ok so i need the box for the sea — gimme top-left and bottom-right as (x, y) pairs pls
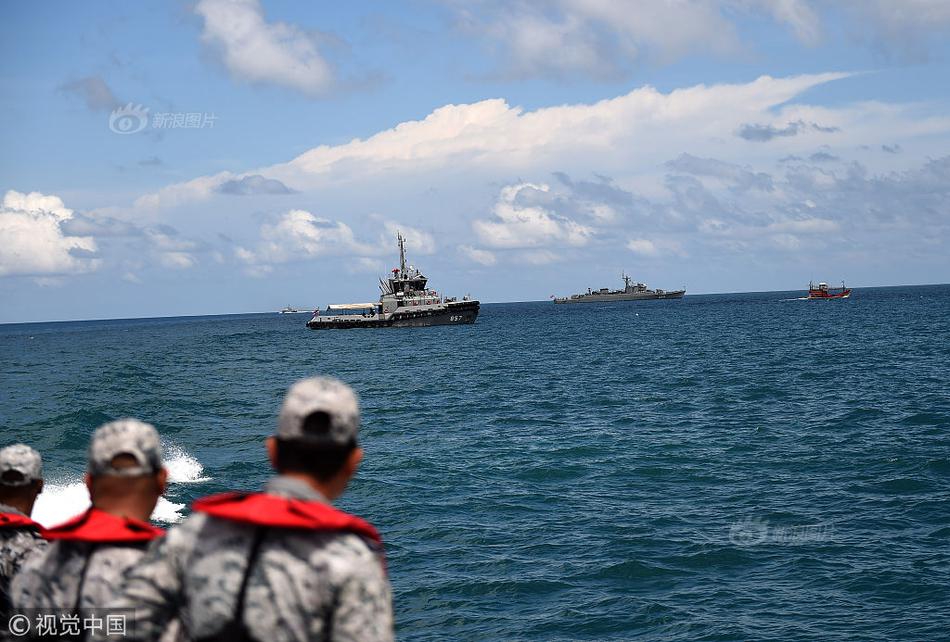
(2, 285), (949, 641)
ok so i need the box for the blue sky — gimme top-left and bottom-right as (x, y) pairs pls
(2, 0), (949, 322)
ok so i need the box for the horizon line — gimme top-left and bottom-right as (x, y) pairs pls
(2, 281), (947, 326)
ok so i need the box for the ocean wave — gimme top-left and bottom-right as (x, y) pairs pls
(164, 442), (211, 483)
(30, 442), (208, 527)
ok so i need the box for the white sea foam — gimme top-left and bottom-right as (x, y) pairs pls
(30, 443), (208, 527)
(164, 443), (211, 483)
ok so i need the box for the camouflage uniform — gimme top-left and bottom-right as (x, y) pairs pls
(107, 378), (395, 642)
(10, 419), (165, 613)
(0, 445), (47, 619)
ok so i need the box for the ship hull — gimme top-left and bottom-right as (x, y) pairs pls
(807, 290), (851, 299)
(554, 290), (685, 304)
(307, 301), (479, 330)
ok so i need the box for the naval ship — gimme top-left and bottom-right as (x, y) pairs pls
(307, 233), (479, 329)
(553, 273), (685, 304)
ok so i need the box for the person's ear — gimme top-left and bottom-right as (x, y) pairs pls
(266, 437), (278, 469)
(84, 473), (93, 494)
(156, 467), (169, 495)
(345, 447), (363, 477)
(36, 479), (44, 495)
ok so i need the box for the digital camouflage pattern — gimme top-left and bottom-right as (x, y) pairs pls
(87, 418), (163, 477)
(10, 539), (151, 611)
(105, 476), (394, 642)
(278, 377), (361, 447)
(0, 503), (46, 619)
(0, 445), (43, 486)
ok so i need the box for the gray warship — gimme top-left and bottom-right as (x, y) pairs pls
(307, 233), (479, 329)
(553, 273), (685, 304)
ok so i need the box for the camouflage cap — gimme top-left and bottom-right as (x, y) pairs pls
(277, 377), (360, 447)
(88, 418), (163, 476)
(0, 444), (43, 486)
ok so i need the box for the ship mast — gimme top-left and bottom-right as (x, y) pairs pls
(398, 231), (407, 275)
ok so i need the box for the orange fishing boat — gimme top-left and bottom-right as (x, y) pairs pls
(808, 281), (851, 299)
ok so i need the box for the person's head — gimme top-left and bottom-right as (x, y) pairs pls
(84, 419), (167, 521)
(266, 377), (363, 500)
(0, 444), (44, 516)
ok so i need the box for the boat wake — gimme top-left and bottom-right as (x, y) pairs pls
(30, 443), (210, 527)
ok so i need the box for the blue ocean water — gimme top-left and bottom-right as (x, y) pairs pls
(2, 285), (949, 640)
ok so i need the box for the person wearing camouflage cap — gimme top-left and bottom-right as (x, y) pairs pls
(106, 377), (394, 642)
(0, 444), (46, 626)
(10, 419), (168, 617)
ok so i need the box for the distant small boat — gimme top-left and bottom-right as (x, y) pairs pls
(279, 306), (308, 314)
(807, 281), (851, 299)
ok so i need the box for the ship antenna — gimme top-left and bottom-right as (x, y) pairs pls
(398, 231), (407, 275)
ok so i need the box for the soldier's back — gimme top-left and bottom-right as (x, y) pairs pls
(11, 539), (150, 610)
(120, 512), (393, 642)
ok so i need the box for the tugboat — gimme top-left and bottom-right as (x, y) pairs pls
(807, 281), (851, 299)
(307, 233), (479, 329)
(553, 273), (685, 304)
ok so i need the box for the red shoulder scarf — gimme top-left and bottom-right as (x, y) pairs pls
(192, 492), (382, 545)
(42, 508), (164, 543)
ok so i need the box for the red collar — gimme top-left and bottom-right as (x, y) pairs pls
(42, 508), (164, 543)
(0, 512), (40, 530)
(192, 492), (382, 545)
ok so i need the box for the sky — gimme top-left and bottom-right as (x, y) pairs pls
(1, 0), (949, 323)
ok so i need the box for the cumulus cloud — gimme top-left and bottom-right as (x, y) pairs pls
(626, 238), (659, 256)
(60, 76), (120, 111)
(133, 72), (853, 210)
(382, 222), (435, 255)
(473, 183), (594, 249)
(216, 174), (297, 195)
(456, 0), (746, 78)
(458, 245), (497, 266)
(808, 151), (839, 162)
(236, 209), (374, 268)
(666, 153), (774, 192)
(452, 1), (950, 78)
(737, 119), (840, 141)
(0, 191), (99, 277)
(146, 226), (200, 270)
(194, 0), (335, 95)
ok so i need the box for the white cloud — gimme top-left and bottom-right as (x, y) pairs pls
(382, 222), (435, 255)
(458, 245), (497, 266)
(474, 183), (594, 249)
(237, 209), (374, 267)
(457, 0), (741, 78)
(99, 72), (950, 290)
(194, 0), (334, 95)
(626, 238), (659, 256)
(454, 1), (950, 77)
(158, 252), (197, 270)
(132, 72), (854, 211)
(146, 227), (199, 270)
(0, 191), (99, 277)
